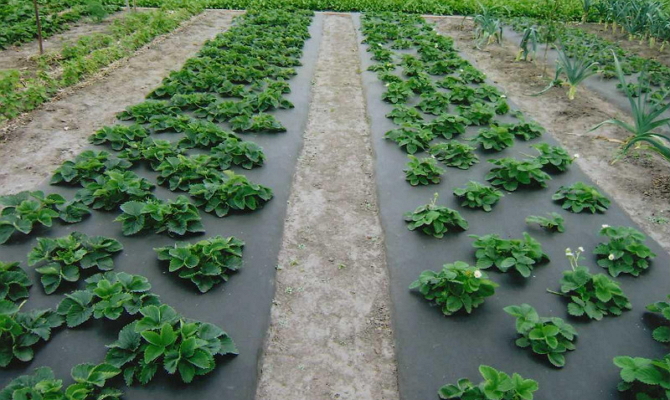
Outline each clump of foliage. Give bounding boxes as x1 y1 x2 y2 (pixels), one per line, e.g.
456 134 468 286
155 236 244 293
526 213 565 233
0 301 64 367
105 304 238 384
646 294 670 343
117 101 179 123
457 103 495 126
119 138 184 170
404 155 444 186
453 181 503 212
178 121 238 149
51 150 132 186
410 261 498 316
189 171 273 217
76 170 155 211
552 182 610 213
57 272 160 328
211 138 266 170
613 356 670 399
404 194 469 238
0 261 31 302
155 155 223 192
549 247 631 320
473 125 515 151
384 126 434 154
438 365 539 400
530 143 574 172
0 191 90 244
470 233 549 278
230 113 286 133
535 48 599 101
594 225 656 277
386 105 424 125
116 196 204 237
429 142 479 169
504 120 545 141
382 81 413 104
486 158 551 191
423 114 470 139
504 304 577 367
417 92 451 115
28 232 123 294
89 124 150 150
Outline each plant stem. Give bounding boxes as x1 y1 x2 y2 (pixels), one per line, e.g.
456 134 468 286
547 289 566 296
32 0 44 55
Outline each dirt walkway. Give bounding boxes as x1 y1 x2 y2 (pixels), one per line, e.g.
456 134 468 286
0 10 241 195
0 10 132 71
436 17 670 253
255 14 399 400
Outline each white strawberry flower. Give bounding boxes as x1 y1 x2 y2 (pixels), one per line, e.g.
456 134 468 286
608 254 615 260
474 270 482 278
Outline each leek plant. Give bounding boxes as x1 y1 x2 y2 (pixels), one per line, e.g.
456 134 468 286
473 4 503 50
534 47 599 100
516 26 539 62
590 54 670 162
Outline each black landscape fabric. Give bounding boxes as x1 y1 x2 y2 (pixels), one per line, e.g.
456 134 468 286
0 13 324 400
354 13 669 400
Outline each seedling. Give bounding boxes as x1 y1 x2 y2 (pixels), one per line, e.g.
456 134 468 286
552 182 610 213
453 181 503 212
471 233 549 278
404 193 469 238
404 155 444 186
594 225 656 277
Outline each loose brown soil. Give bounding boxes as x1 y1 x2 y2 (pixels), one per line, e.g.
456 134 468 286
0 10 242 196
436 17 670 253
0 10 133 71
255 14 399 400
577 22 670 69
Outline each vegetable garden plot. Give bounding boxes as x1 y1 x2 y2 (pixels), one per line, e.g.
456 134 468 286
355 12 670 400
0 10 322 400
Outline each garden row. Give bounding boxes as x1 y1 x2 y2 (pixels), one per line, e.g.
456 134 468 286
0 9 320 400
0 3 206 123
0 0 122 49
357 11 669 400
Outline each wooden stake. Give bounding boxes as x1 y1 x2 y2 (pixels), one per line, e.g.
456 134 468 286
32 0 44 55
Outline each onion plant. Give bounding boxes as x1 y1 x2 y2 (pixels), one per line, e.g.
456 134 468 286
472 4 503 50
535 47 599 100
590 54 670 162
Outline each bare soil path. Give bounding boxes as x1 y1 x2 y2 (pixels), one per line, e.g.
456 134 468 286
0 10 242 195
436 17 670 254
0 10 132 71
255 14 399 400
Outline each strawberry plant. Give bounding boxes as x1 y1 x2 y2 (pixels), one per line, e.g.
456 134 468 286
196 101 247 123
417 92 451 115
117 101 179 123
423 114 469 139
449 84 477 106
119 138 184 170
471 233 549 278
410 261 498 316
382 82 413 104
243 89 294 113
526 213 565 233
594 225 656 277
89 124 150 151
170 93 218 111
530 143 574 172
407 73 435 94
647 295 670 343
429 142 478 170
0 301 64 367
0 367 65 399
0 261 31 302
386 105 424 125
404 155 444 186
552 182 610 213
495 98 510 115
76 170 155 211
189 171 273 217
28 232 123 295
504 120 545 141
384 126 434 154
613 356 670 399
0 191 90 245
51 150 132 186
453 181 503 212
549 248 631 320
156 155 224 192
230 113 286 133
473 125 515 151
211 138 266 170
459 66 487 84
486 158 551 191
426 60 458 76
438 365 539 400
57 272 160 328
456 103 495 126
116 196 204 237
155 236 244 293
178 121 239 149
104 304 238 384
404 194 469 238
148 115 193 133
474 84 503 103
504 303 577 367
